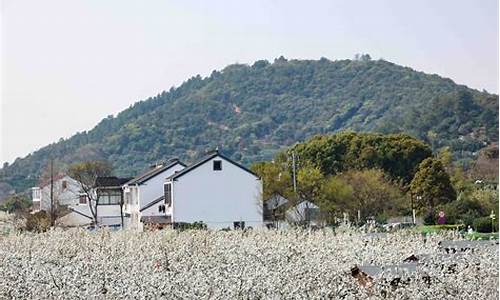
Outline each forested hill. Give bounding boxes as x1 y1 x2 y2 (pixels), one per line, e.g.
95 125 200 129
1 57 498 195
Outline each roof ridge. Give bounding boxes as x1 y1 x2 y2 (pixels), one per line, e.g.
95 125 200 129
166 150 259 181
126 159 186 185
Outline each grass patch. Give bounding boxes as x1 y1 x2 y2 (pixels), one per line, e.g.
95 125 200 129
466 232 499 240
417 224 464 234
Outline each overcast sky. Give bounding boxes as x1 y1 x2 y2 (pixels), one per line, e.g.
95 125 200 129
1 0 498 164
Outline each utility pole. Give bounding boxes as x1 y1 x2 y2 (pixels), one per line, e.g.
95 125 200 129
291 152 297 193
50 158 55 226
410 192 416 225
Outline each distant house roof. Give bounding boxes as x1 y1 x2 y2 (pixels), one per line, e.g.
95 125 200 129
264 194 289 210
438 240 499 252
357 263 418 279
403 253 478 265
126 159 186 185
166 150 259 181
95 176 133 188
37 173 73 188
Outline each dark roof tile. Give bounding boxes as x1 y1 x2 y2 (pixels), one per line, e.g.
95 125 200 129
126 159 186 185
166 150 259 181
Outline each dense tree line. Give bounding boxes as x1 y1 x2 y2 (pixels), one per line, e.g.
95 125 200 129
0 57 497 195
253 132 496 227
288 132 432 184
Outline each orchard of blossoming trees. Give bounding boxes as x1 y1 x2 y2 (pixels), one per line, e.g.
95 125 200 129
0 228 497 299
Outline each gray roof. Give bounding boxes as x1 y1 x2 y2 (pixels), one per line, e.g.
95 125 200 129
364 232 388 239
95 176 133 187
359 263 418 279
126 159 186 185
439 240 499 250
404 253 480 265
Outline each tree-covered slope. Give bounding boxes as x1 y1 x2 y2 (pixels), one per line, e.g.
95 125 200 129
1 57 498 194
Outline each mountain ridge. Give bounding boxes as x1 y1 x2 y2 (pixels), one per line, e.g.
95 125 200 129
1 57 498 196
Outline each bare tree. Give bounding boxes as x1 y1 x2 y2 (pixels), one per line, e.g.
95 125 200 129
68 161 112 226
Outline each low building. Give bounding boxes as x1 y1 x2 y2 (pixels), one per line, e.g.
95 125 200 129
122 158 186 229
60 176 131 228
164 150 263 229
285 200 321 226
31 175 81 212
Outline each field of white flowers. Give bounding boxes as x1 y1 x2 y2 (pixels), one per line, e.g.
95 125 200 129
0 228 498 299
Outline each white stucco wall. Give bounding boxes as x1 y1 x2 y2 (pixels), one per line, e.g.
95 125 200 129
141 201 172 217
38 176 81 211
67 200 123 227
138 163 185 210
56 211 92 227
171 156 263 229
285 201 321 225
122 163 184 229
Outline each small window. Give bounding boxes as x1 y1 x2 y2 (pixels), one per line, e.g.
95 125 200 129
62 180 68 190
159 205 166 213
79 194 87 204
213 160 222 171
233 221 245 230
164 183 172 206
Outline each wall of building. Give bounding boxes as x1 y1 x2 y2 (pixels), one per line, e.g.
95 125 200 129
139 163 185 210
38 176 81 211
172 156 263 229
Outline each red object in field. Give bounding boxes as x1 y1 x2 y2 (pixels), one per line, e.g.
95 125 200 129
437 211 446 225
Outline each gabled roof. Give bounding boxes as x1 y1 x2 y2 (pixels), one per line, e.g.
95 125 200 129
126 159 186 185
139 195 165 212
37 174 74 188
166 150 260 181
68 206 93 220
95 176 133 187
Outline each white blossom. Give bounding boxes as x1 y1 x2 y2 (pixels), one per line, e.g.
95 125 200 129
0 228 497 299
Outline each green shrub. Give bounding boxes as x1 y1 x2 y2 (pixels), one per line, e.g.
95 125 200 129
440 195 485 227
423 210 436 225
473 217 495 233
0 194 31 213
173 221 207 231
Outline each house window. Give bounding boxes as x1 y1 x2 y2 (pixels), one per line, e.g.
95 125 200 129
62 180 68 190
32 188 41 200
79 194 87 204
164 183 172 206
213 160 222 171
99 189 122 205
159 205 166 213
233 221 245 230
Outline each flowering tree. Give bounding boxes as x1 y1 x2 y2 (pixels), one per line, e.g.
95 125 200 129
0 229 497 299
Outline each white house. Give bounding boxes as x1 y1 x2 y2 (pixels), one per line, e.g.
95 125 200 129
285 200 321 226
122 158 186 229
163 150 263 229
60 176 131 228
263 195 321 228
31 175 81 212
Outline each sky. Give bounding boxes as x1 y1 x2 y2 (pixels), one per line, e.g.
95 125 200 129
1 0 498 164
